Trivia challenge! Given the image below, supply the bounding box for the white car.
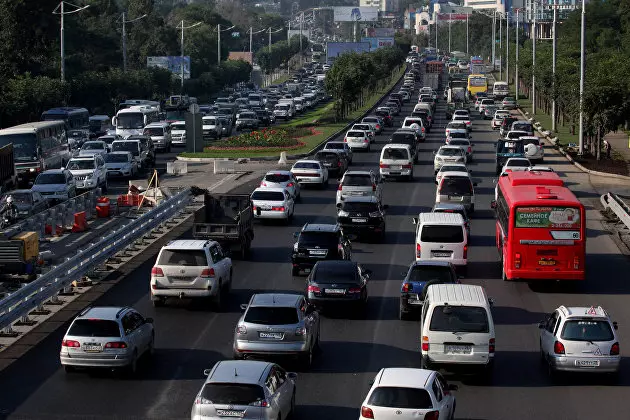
[344,130,371,151]
[435,163,469,185]
[290,159,329,188]
[522,136,545,162]
[452,114,472,131]
[336,170,382,206]
[528,165,554,172]
[260,170,300,199]
[492,110,510,130]
[445,121,467,137]
[66,155,108,192]
[359,368,457,420]
[250,187,295,222]
[103,151,138,178]
[478,98,495,115]
[352,124,375,143]
[501,157,532,174]
[445,128,469,145]
[447,138,474,162]
[170,120,187,144]
[323,141,353,164]
[78,141,108,157]
[434,146,466,174]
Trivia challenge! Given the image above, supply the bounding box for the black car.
[256,110,273,126]
[389,130,420,163]
[399,261,460,320]
[336,196,387,242]
[291,223,352,276]
[314,150,348,176]
[306,260,370,313]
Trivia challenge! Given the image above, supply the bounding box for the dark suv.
[399,261,460,320]
[336,196,388,242]
[291,223,352,276]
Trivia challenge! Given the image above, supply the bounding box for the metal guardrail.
[601,192,630,232]
[0,188,194,331]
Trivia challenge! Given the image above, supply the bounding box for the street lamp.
[551,0,557,131]
[52,1,90,82]
[217,24,236,65]
[506,10,509,83]
[578,0,586,155]
[177,20,201,90]
[249,27,267,53]
[515,8,522,101]
[120,12,147,72]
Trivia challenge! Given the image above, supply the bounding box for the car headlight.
[338,210,349,217]
[436,157,443,162]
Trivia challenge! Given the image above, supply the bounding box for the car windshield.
[200,384,265,406]
[439,177,472,195]
[264,174,291,183]
[244,307,299,325]
[439,148,462,157]
[171,124,185,131]
[430,305,490,333]
[440,165,466,173]
[98,136,116,145]
[513,123,532,131]
[251,191,285,201]
[203,118,218,125]
[240,113,256,119]
[144,127,164,136]
[354,125,370,131]
[157,250,207,266]
[4,192,32,204]
[293,162,320,170]
[448,123,466,130]
[67,160,94,170]
[116,113,144,129]
[383,148,409,160]
[68,319,121,337]
[421,225,464,243]
[112,142,140,156]
[0,133,38,161]
[343,174,372,186]
[341,202,378,213]
[82,143,104,150]
[298,231,338,247]
[561,320,614,342]
[408,265,454,283]
[104,154,129,163]
[35,173,66,185]
[367,387,433,409]
[449,133,468,140]
[68,130,86,138]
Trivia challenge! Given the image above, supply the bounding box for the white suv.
[150,240,233,309]
[66,155,108,192]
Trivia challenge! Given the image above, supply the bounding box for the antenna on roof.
[234,368,238,377]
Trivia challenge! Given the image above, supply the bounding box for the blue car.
[399,261,460,320]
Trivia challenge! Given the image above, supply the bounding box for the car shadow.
[469,235,496,247]
[463,260,502,280]
[490,306,547,325]
[292,404,359,420]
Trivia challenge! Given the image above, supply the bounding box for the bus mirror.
[490,200,497,209]
[112,116,117,126]
[143,116,148,125]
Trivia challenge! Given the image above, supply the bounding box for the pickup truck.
[192,192,255,259]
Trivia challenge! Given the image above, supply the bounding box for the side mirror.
[203,368,211,376]
[432,151,437,155]
[490,200,497,209]
[240,303,248,311]
[471,143,476,146]
[488,297,495,306]
[538,321,545,329]
[613,321,618,330]
[293,232,299,238]
[145,317,154,324]
[448,384,459,391]
[412,217,418,225]
[287,372,298,380]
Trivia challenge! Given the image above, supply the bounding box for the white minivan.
[379,144,414,181]
[420,284,495,377]
[413,212,468,273]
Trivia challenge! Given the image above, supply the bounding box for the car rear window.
[313,263,358,284]
[403,120,421,127]
[251,191,285,201]
[200,384,265,405]
[561,320,614,341]
[293,162,320,169]
[420,225,464,243]
[508,159,531,167]
[158,249,207,266]
[299,231,338,247]
[35,174,66,185]
[354,125,370,130]
[497,140,524,154]
[264,174,291,183]
[341,202,378,213]
[408,266,454,283]
[347,131,364,137]
[244,307,299,325]
[429,306,489,333]
[439,176,472,195]
[68,319,121,337]
[367,387,433,409]
[383,148,409,160]
[343,174,372,186]
[439,148,462,157]
[449,133,468,140]
[325,143,344,150]
[391,133,415,143]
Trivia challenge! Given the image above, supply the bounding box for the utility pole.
[532,0,537,115]
[217,24,221,65]
[121,12,147,72]
[466,12,469,56]
[506,11,509,83]
[516,8,520,100]
[53,1,90,82]
[300,12,304,66]
[492,12,496,70]
[435,19,438,53]
[269,26,272,51]
[578,0,586,155]
[499,12,503,80]
[177,20,201,90]
[448,13,452,55]
[551,1,557,131]
[249,27,253,53]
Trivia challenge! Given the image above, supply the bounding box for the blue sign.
[147,56,191,80]
[326,42,371,64]
[361,37,379,51]
[361,37,395,51]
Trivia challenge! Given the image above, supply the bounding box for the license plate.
[261,205,272,210]
[324,163,332,167]
[448,195,463,201]
[171,276,191,281]
[391,165,402,170]
[539,260,556,266]
[575,360,600,367]
[304,268,311,273]
[352,218,368,223]
[259,332,283,340]
[432,252,451,258]
[83,344,103,352]
[309,250,327,256]
[408,299,423,305]
[445,344,472,354]
[216,409,245,417]
[326,288,345,294]
[352,138,363,143]
[348,191,364,196]
[109,171,122,176]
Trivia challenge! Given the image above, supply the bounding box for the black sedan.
[306,260,370,313]
[314,150,348,177]
[336,196,387,242]
[256,110,274,127]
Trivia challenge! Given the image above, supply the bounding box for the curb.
[177,66,407,163]
[517,108,630,181]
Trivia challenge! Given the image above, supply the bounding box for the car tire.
[420,357,432,370]
[126,350,138,377]
[147,333,155,358]
[63,365,76,374]
[212,283,223,311]
[151,296,164,307]
[101,178,108,194]
[288,391,296,419]
[502,262,508,282]
[469,204,475,213]
[291,266,300,276]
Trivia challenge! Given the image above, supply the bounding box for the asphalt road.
[2,76,630,420]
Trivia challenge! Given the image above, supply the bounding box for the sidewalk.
[604,132,630,173]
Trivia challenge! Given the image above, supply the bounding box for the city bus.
[118,99,161,112]
[470,56,485,74]
[467,74,488,97]
[41,107,89,130]
[491,172,585,282]
[112,105,160,138]
[0,121,70,187]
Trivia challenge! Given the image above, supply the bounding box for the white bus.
[112,105,160,138]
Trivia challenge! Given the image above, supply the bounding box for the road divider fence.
[601,192,630,234]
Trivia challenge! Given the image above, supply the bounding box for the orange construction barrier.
[71,211,88,232]
[95,197,111,218]
[45,224,53,235]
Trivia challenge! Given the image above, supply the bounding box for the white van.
[492,81,509,100]
[420,284,495,376]
[143,122,172,153]
[413,212,468,273]
[379,144,414,180]
[413,103,432,113]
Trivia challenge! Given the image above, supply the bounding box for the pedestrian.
[603,140,611,159]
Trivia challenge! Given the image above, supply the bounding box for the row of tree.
[256,35,310,75]
[325,46,406,120]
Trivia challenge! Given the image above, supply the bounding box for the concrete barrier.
[214,159,236,174]
[167,161,188,175]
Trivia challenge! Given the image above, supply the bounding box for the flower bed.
[204,127,314,151]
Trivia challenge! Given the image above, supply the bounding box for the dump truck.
[192,192,254,259]
[424,61,444,91]
[0,144,16,194]
[0,231,39,280]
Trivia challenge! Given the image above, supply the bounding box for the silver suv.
[60,306,154,375]
[192,360,297,420]
[336,170,383,206]
[233,293,321,369]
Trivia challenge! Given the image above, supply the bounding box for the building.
[524,0,580,39]
[361,0,398,12]
[463,0,506,14]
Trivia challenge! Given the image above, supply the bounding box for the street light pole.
[250,27,253,53]
[516,8,520,100]
[448,13,452,54]
[121,12,147,72]
[177,20,201,90]
[532,0,537,115]
[578,0,586,155]
[551,1,557,131]
[499,12,503,80]
[53,1,90,82]
[466,12,469,56]
[217,24,221,65]
[506,11,509,83]
[492,11,496,70]
[300,12,304,67]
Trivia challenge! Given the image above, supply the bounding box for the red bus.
[491,172,585,281]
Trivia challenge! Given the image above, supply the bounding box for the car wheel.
[101,178,108,194]
[420,357,431,370]
[147,333,155,357]
[299,348,313,370]
[291,266,300,276]
[63,365,76,374]
[151,296,164,307]
[469,204,475,213]
[126,350,138,376]
[288,391,296,418]
[502,262,508,281]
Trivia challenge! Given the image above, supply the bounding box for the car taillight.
[250,399,269,407]
[463,244,468,259]
[573,256,580,270]
[467,147,472,153]
[514,253,521,269]
[402,164,412,169]
[421,335,429,351]
[360,406,374,419]
[372,184,376,191]
[553,341,565,355]
[489,338,495,353]
[151,267,164,277]
[201,267,215,278]
[416,243,421,258]
[364,138,369,143]
[425,410,440,420]
[338,161,342,167]
[402,283,412,292]
[379,162,389,168]
[105,341,128,349]
[428,116,432,121]
[343,137,348,142]
[287,182,294,187]
[611,342,620,355]
[62,339,80,347]
[260,181,267,186]
[307,285,321,293]
[271,206,285,211]
[236,325,247,335]
[295,326,307,336]
[348,287,362,294]
[338,184,343,191]
[465,121,471,125]
[376,124,380,129]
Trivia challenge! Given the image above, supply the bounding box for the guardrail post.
[48,291,64,305]
[30,304,51,316]
[15,313,36,326]
[37,212,47,238]
[0,325,19,337]
[59,280,75,296]
[56,204,66,233]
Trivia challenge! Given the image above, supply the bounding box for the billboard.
[228,52,253,65]
[147,56,191,80]
[287,29,311,41]
[361,37,395,51]
[326,42,371,64]
[333,7,379,22]
[365,27,395,37]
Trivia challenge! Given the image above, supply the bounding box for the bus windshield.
[469,77,487,87]
[0,133,37,161]
[515,206,581,229]
[116,113,144,129]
